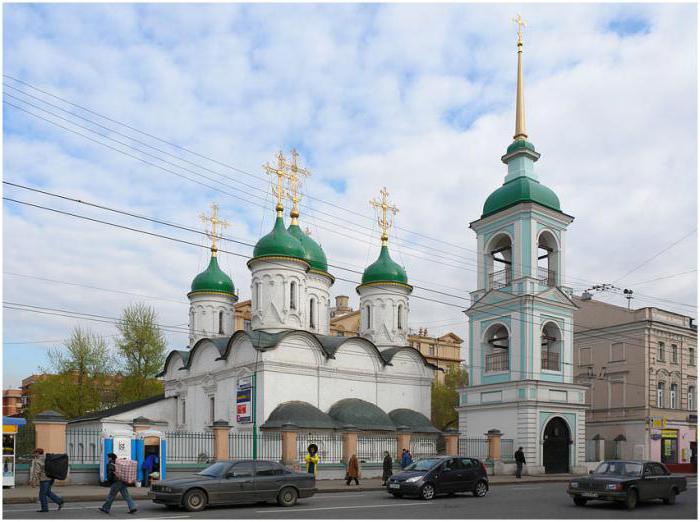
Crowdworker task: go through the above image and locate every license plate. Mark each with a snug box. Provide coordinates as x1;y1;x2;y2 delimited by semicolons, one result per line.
389;483;400;489
582;492;598;498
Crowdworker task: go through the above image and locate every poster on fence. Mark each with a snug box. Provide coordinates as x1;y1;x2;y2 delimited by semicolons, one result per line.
236;384;252;424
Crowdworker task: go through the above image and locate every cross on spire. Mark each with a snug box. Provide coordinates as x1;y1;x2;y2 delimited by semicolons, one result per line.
286;148;310;223
263;151;289;214
199;202;230;256
512;13;528;141
513;13;526;46
369;187;399;245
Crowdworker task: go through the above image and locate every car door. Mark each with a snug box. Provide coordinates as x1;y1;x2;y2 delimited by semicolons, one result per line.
638;463;657;500
459;458;480;491
254;461;281;501
650;463;671;499
435;459;462;493
222;460;256;504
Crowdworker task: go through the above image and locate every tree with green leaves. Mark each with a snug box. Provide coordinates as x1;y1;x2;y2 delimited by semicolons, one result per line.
115;302;166;402
27;327;114;419
431;365;469;431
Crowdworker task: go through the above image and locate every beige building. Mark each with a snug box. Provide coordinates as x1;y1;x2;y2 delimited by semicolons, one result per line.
230;296;464;383
573;295;697;470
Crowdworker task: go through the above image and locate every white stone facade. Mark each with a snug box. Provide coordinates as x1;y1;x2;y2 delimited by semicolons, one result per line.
306;271;333;335
249;257;309;331
188;293;236;346
358;284;410;348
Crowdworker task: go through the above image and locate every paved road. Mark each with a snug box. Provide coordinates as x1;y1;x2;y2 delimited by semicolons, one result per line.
4;478;696;519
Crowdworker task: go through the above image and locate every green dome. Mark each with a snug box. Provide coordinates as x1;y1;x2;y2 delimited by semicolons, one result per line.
288;223;329;273
361;245;408;285
482;176;561;218
506;139;536;154
253;215;306;262
190;255;235;295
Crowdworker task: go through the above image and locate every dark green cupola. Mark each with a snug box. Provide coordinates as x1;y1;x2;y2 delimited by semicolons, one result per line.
288;222;330;275
189;252;237;297
251;213;307;264
360;244;409;286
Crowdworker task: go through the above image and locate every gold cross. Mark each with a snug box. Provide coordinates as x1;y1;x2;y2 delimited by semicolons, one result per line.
263;151;288;213
199;202;230;255
369;186;399;245
286;148;310;220
513;14;526;46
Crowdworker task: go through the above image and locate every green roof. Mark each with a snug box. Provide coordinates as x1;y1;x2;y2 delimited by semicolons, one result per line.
261;401;338;430
252;215;306;262
288;223;329;273
506;139;536;154
388;409;441;433
327;398;396;431
361;245;408;286
482;176;561;218
190;255;236;295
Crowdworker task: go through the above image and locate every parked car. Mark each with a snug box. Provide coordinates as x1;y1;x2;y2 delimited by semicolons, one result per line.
386;456;489;500
150;460;315;511
567;460;687;510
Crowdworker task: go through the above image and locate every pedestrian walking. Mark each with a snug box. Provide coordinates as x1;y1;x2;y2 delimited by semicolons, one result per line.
345;454;360;486
514;447;526;479
98;453;138;515
30;448;64;513
382;451;393;486
141;451;159;488
400;448;413;469
305;444;320;478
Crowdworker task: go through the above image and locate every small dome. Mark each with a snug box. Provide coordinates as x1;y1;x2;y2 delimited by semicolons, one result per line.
328;398;396;431
190;255;235;295
253;215;306;262
261;401;337;430
388;409;441;433
361;245;408;285
288;223;329;273
482;176;561;218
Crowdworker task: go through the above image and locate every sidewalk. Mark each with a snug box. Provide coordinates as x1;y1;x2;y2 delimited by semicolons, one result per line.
2;475;585;505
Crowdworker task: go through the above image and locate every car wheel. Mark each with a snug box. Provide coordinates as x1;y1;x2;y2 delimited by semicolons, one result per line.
663;489;677;505
183;489;207;512
573;496;588;507
277;486;298;507
473;480;488;497
419;483;435;501
625;489;638;510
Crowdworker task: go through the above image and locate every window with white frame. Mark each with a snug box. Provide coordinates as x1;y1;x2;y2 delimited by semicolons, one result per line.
688;386;695;411
657;382;665;408
290;282;297;310
309;298;316;329
670;383;678;409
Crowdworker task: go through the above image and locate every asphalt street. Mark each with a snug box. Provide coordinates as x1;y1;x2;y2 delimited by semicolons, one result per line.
3;478;696;519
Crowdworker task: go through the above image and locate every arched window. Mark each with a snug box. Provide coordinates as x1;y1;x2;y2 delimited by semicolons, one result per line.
397;304;403;330
670;383;678;409
487;234;513;289
541;322;562;371
484;323;509;372
309;298;316;329
688;386;695;411
365;305;371;329
218;310;224;335
290;282;297;310
657;382;665;408
672;344;678;363
254;282;260;309
537;231;559;287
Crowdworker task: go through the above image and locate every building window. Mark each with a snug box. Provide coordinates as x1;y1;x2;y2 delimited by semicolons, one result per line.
670;384;678;409
209;396;215;424
658;342;665;362
688;386;695;411
254;283;260;309
218;311;224;335
243;319;251;331
611;342;625;362
290;282;297;310
657;382;665;408
429;345;435;356
397;305;403;330
690;347;695;366
309;298;316;329
181;399;186;425
672;344;678;364
579;347;592;366
365;305;371;329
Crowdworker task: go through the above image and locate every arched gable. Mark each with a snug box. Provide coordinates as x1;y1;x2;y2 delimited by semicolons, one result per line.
329;338;383;373
382;347;435;378
186;337;227;374
160;350;188;379
262;330;325;367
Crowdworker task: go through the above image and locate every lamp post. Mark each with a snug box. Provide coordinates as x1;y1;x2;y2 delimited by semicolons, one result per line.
252;371;257;460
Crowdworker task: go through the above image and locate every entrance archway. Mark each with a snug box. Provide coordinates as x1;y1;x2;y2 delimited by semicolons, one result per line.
543;417;570;474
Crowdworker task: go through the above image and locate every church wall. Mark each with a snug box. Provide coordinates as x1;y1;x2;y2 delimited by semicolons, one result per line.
189;293;235;346
250;259;308;330
358;285;410;347
188;342;223;375
306;272;332;335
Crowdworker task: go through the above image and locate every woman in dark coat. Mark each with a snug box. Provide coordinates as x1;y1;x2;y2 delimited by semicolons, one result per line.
382;451;393;486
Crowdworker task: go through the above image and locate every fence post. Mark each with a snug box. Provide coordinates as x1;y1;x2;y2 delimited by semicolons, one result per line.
212;420;231;461
395;425;411;462
342;425;359;464
443;429;459;456
486;429;503;475
281;424;298;469
133;416;152;433
35;410;69;485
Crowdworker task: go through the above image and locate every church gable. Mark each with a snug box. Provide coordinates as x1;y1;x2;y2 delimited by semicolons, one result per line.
262;331;325;367
187;340;225;374
329;338;383;373
536;287;578;309
382;348;434;379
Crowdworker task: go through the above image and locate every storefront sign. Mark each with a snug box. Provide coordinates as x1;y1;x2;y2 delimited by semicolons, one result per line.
661;429;677;439
650;417;667;429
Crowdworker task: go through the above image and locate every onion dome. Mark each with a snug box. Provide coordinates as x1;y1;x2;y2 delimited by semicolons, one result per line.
288;223;329;274
482;175;561;218
251;215;306;263
190;254;236;296
360;245;409;286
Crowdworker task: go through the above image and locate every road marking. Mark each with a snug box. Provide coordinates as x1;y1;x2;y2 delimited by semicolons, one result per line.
256;502;433;513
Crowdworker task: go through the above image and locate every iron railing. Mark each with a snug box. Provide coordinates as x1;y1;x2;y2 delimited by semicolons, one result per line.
458;438;489;460
356;433;396;463
537;267;556;287
485;351;509;372
410;435;438;459
228;431;282;461
66;429;102;464
297;432;343;464
541;351;561;371
165;431;214;463
489;268;512;290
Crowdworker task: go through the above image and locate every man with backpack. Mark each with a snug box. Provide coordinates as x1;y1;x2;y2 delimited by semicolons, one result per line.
98;453;138;515
30;448;64;513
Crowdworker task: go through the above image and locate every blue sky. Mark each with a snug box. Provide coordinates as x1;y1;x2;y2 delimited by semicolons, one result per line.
2;3;697;388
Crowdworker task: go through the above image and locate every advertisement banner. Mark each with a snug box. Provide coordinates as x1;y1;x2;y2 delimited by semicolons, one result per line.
236;387;252;424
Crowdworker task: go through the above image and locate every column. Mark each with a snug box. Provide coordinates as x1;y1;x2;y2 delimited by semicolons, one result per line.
342;425;359;464
281;424;298;469
486;429;504;475
34;410;69;484
395;426;411;462
443;429;459;456
211;420;231;461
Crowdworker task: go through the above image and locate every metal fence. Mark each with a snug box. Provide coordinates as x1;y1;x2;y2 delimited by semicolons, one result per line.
357;433;396;463
458;438;489;460
165;431;214;463
229;431;282;461
66;429;102;464
410;435;438;459
15;423;36;461
297;432;343;464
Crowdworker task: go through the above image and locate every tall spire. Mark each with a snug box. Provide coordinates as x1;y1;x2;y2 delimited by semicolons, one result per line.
286;148;310;225
199;202;230;256
369;187;399;246
513;14;527;142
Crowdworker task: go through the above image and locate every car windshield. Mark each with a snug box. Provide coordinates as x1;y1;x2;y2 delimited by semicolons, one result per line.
197;462;229;478
594;462;642;477
404;458;443;472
